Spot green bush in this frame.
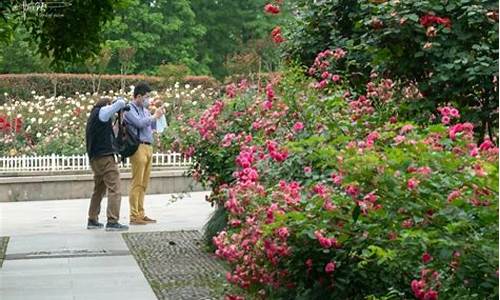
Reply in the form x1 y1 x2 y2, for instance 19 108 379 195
165 65 499 299
157 64 191 84
283 0 499 140
0 73 219 101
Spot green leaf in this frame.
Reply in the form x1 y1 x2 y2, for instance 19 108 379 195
352 205 361 223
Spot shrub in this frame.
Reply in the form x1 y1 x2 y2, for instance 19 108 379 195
165 64 499 299
282 0 499 141
157 64 191 84
0 73 219 101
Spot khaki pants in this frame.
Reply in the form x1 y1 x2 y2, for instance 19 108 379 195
129 144 153 220
88 155 121 223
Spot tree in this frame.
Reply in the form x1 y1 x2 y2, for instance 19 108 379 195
85 45 112 93
0 26 51 73
191 0 281 78
104 0 206 75
0 0 126 65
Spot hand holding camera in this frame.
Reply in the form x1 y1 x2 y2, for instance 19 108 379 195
153 107 164 119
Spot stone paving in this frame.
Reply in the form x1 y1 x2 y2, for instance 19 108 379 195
123 230 228 300
0 192 215 300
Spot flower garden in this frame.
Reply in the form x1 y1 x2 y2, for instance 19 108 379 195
0 0 498 299
0 83 217 156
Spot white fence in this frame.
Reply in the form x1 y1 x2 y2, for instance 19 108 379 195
0 153 192 173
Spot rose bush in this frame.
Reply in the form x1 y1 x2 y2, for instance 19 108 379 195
165 61 498 298
282 0 499 141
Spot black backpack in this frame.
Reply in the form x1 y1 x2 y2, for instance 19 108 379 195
114 106 140 163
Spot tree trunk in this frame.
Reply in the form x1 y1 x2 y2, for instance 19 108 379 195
97 74 102 94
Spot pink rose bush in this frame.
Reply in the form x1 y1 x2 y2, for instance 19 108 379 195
164 59 498 299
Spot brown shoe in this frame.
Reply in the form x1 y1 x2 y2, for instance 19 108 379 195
130 218 147 225
142 216 157 223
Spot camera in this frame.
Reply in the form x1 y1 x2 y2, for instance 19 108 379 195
112 98 131 112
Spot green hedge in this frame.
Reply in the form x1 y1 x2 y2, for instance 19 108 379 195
0 73 219 100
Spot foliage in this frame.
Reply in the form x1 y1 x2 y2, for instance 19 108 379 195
0 26 51 73
0 0 284 78
164 62 499 299
0 0 127 64
191 0 283 78
103 0 207 75
283 0 499 141
158 64 191 85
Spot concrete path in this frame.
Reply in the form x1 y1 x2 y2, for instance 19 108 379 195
0 191 213 300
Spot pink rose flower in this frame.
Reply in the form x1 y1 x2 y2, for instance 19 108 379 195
407 177 420 190
422 252 432 264
325 261 336 273
441 116 450 124
293 122 304 132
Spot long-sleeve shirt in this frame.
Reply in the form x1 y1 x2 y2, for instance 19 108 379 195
98 98 126 122
123 101 155 144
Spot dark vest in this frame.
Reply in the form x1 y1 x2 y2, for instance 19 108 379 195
86 107 115 160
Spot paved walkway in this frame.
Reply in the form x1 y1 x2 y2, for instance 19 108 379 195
0 191 213 300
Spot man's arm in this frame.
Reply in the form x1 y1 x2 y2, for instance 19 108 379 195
124 104 155 129
98 98 126 122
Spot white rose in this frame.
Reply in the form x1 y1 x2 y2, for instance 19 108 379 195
38 118 43 124
30 118 36 123
36 132 42 138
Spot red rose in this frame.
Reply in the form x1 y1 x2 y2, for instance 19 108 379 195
264 3 280 14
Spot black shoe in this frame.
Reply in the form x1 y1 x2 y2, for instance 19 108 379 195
105 222 129 231
87 219 104 230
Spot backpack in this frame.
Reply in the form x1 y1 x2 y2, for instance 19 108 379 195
114 106 140 163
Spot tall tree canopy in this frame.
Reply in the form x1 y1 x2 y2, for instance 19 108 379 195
0 0 282 78
0 0 125 64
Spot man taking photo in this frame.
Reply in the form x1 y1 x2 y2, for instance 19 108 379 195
85 97 129 231
124 83 164 225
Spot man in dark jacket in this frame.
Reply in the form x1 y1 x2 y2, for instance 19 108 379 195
85 97 129 231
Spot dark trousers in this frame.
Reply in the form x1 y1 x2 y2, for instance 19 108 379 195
88 155 121 223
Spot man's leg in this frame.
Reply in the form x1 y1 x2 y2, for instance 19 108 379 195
129 145 147 222
88 158 106 226
101 156 121 223
139 145 153 219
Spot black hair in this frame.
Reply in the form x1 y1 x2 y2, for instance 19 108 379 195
134 82 152 98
